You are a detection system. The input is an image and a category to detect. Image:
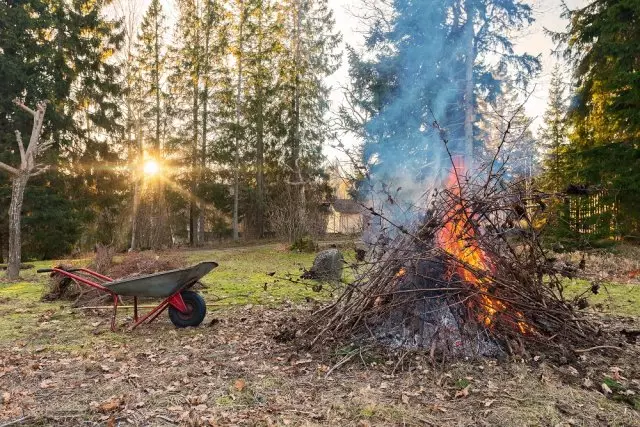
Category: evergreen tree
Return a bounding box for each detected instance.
[554,0,640,238]
[539,65,569,192]
[0,0,123,259]
[275,0,340,240]
[342,0,540,198]
[130,0,172,249]
[242,0,282,237]
[135,0,169,154]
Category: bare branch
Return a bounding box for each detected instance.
[12,98,36,116]
[14,130,26,167]
[0,161,19,176]
[30,165,50,177]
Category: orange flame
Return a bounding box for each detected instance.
[436,158,531,334]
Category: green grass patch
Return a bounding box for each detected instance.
[0,244,347,350]
[188,245,340,306]
[562,279,640,316]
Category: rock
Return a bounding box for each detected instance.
[302,248,344,282]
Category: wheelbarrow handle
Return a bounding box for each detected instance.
[37,267,83,274]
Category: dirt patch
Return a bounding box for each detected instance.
[0,304,638,426]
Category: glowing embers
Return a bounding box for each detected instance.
[436,158,531,334]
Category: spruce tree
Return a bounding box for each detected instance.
[276,0,340,241]
[554,0,640,238]
[0,0,123,261]
[539,65,568,193]
[342,0,540,187]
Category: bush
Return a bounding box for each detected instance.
[290,236,317,253]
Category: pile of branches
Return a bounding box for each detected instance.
[309,156,613,358]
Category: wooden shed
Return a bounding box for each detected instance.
[325,199,364,235]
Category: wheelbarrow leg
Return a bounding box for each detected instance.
[129,292,188,330]
[111,295,119,332]
[133,296,138,322]
[130,300,169,330]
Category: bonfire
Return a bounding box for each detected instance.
[310,155,608,359]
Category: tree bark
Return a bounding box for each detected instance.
[190,39,200,246]
[1,99,48,280]
[288,0,306,242]
[255,4,265,238]
[7,173,29,280]
[233,0,245,242]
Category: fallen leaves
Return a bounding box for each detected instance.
[454,385,470,399]
[90,396,124,413]
[234,379,246,392]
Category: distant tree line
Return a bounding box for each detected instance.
[0,0,340,260]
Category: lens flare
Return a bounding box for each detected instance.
[143,159,160,177]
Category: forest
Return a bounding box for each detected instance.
[1,0,638,262]
[1,0,340,265]
[1,0,640,424]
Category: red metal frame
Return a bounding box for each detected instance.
[47,267,191,331]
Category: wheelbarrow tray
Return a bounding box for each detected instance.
[103,261,218,297]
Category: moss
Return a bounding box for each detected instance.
[187,245,330,305]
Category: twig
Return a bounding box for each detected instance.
[0,416,31,427]
[154,414,177,424]
[574,345,621,353]
[325,350,358,378]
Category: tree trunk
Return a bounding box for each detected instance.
[292,0,306,240]
[233,0,245,242]
[463,2,475,164]
[199,4,211,245]
[255,5,265,239]
[190,54,200,246]
[7,173,29,280]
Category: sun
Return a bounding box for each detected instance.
[143,159,160,177]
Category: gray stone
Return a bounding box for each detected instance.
[302,248,344,281]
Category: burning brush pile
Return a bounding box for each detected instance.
[311,158,609,359]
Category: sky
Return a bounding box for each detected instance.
[324,0,587,161]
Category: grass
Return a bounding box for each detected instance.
[563,278,640,316]
[0,243,344,350]
[187,244,322,305]
[0,243,639,426]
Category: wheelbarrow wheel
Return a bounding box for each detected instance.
[169,290,206,328]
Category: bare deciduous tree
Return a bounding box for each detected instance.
[0,99,50,280]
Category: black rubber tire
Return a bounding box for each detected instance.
[168,290,206,328]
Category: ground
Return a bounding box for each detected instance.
[0,243,639,426]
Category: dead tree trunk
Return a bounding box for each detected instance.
[0,99,49,280]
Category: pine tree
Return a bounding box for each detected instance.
[275,0,340,241]
[171,0,204,246]
[129,0,171,249]
[553,0,640,238]
[539,65,568,192]
[135,0,168,154]
[343,0,540,187]
[241,0,282,238]
[0,0,123,263]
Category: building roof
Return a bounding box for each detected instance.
[332,199,363,215]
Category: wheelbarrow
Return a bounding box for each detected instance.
[37,262,218,331]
